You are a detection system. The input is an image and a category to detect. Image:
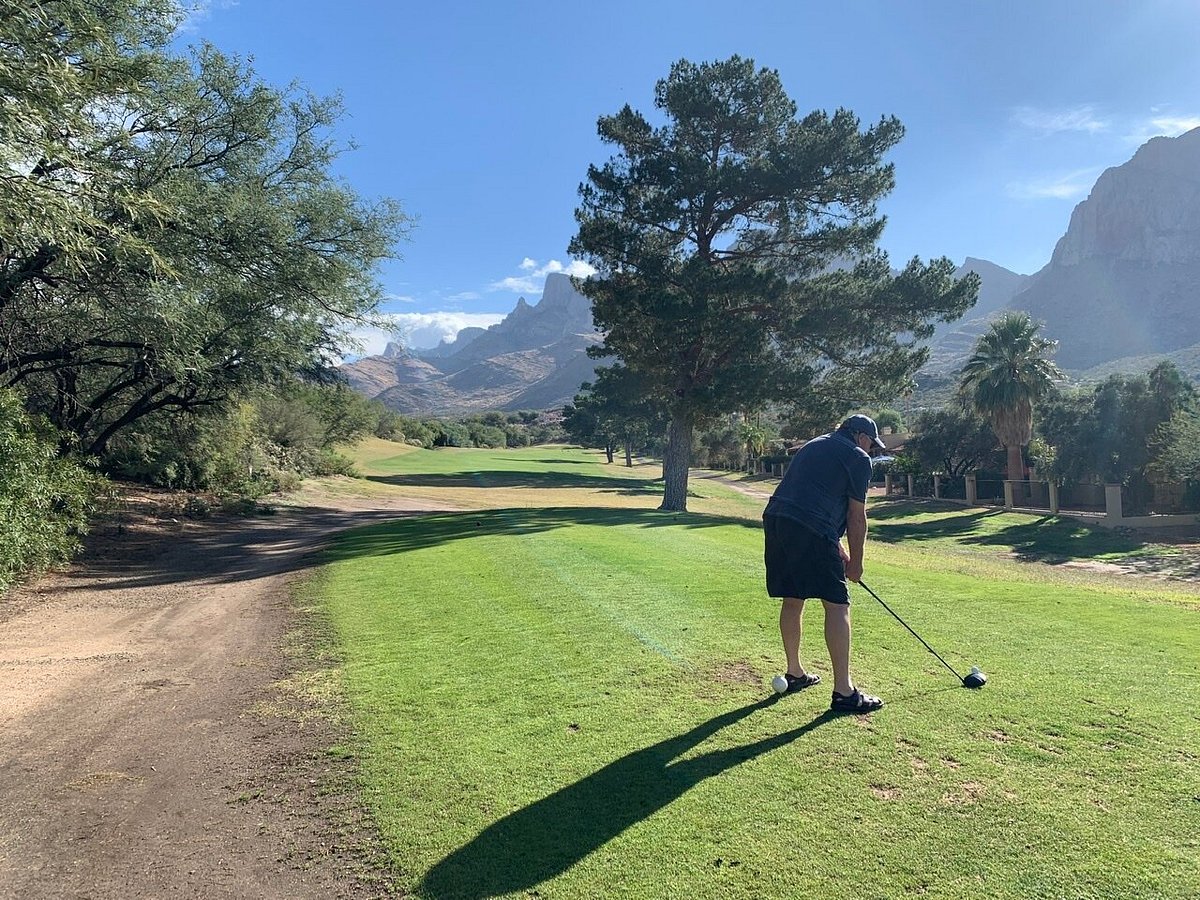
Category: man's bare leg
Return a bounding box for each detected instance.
[779,597,808,676]
[822,600,854,696]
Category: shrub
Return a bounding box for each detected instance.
[0,390,102,592]
[431,421,472,447]
[183,496,213,519]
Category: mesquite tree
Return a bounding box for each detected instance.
[1,3,408,457]
[571,56,977,510]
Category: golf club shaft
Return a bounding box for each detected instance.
[858,580,964,681]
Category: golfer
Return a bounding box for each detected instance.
[763,414,886,713]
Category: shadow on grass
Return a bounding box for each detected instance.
[964,518,1148,563]
[866,500,1006,523]
[520,456,612,466]
[367,468,662,496]
[323,506,760,562]
[869,500,1150,564]
[421,700,837,899]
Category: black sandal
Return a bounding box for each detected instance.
[783,672,821,693]
[830,688,884,713]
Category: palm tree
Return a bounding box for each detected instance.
[959,312,1062,490]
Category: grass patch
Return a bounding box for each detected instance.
[308,448,1200,898]
[326,442,765,521]
[870,499,1200,579]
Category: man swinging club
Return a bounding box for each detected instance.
[763,414,886,713]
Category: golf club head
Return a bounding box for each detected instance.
[962,666,987,689]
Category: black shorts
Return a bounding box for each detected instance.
[763,513,850,604]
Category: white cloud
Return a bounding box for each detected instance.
[175,0,238,32]
[1012,105,1109,135]
[489,258,597,294]
[446,291,482,302]
[343,311,506,359]
[1012,105,1200,147]
[1006,167,1101,201]
[1126,114,1200,144]
[383,292,417,304]
[491,275,544,294]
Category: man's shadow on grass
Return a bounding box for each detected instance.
[420,700,837,899]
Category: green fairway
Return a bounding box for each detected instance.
[306,445,1200,899]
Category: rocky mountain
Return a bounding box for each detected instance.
[341,273,605,416]
[421,328,486,359]
[918,127,1200,378]
[1008,126,1200,370]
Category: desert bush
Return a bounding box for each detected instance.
[0,390,102,592]
[467,423,507,449]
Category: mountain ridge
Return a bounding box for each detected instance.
[340,272,605,415]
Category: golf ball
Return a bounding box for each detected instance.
[771,675,789,694]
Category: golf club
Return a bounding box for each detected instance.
[858,580,987,689]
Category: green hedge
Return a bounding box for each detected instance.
[0,390,101,592]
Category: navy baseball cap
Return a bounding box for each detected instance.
[841,414,887,450]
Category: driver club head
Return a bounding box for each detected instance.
[962,666,988,689]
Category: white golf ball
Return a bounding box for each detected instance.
[771,674,789,694]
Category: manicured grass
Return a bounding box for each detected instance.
[306,445,1200,898]
[336,442,766,520]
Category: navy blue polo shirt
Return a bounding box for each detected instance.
[763,429,872,542]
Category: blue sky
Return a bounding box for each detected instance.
[182,1,1200,352]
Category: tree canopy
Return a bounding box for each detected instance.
[906,404,1000,477]
[1,1,409,457]
[1036,361,1196,512]
[562,364,667,466]
[571,56,978,510]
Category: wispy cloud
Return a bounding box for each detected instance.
[175,0,238,33]
[1012,104,1109,135]
[1006,167,1102,201]
[383,293,417,304]
[489,258,596,294]
[1126,112,1200,144]
[344,312,506,358]
[1012,103,1200,146]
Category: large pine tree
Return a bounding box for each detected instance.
[571,56,978,511]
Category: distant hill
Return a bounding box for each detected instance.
[341,273,606,415]
[1074,343,1200,384]
[920,257,1032,375]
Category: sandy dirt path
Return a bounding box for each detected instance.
[0,491,445,900]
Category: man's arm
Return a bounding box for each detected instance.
[843,498,867,583]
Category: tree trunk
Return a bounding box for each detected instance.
[624,441,633,467]
[604,442,614,464]
[661,412,694,512]
[1006,443,1025,501]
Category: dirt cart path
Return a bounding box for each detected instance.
[0,492,445,900]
